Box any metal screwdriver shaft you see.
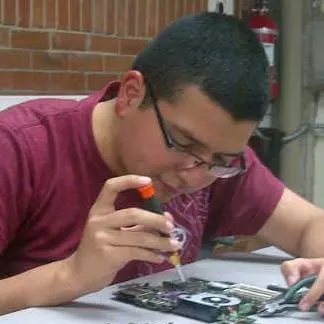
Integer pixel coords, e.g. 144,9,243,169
137,183,186,282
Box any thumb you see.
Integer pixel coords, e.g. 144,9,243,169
91,175,152,215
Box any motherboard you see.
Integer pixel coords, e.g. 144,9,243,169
113,277,283,323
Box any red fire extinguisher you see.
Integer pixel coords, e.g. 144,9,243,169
248,0,279,99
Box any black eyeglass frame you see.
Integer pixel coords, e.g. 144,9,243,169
145,82,246,178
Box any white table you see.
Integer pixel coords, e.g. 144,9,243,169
254,246,293,258
2,247,323,324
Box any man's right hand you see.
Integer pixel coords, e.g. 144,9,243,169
65,175,181,295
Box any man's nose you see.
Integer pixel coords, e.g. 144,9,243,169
173,150,204,170
178,167,214,191
175,161,215,190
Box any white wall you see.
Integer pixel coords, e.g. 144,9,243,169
313,94,324,208
278,0,305,195
0,96,86,111
279,1,324,208
307,13,324,207
208,0,234,15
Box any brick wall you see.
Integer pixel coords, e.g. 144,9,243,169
0,0,208,94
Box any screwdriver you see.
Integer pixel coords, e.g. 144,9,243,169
137,183,186,282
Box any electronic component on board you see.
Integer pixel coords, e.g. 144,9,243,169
114,276,322,322
113,277,285,323
224,283,281,302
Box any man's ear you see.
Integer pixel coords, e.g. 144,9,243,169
115,71,146,116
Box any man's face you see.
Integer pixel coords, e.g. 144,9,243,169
115,78,256,202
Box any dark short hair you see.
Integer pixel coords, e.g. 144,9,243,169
132,12,269,122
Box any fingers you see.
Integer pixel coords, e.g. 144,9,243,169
281,258,321,285
299,267,324,311
281,259,302,285
281,258,324,313
105,246,166,265
120,224,146,232
121,223,168,234
102,208,174,235
91,175,152,215
120,211,176,239
101,229,182,252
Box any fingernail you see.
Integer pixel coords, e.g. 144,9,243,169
139,176,151,184
166,221,174,232
299,301,310,311
170,239,182,250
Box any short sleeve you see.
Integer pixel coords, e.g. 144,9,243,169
0,124,32,253
205,147,285,238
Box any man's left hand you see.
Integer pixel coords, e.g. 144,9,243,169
281,258,324,315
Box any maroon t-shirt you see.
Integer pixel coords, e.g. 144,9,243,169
0,82,284,282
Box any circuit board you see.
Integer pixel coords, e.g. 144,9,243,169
112,277,283,323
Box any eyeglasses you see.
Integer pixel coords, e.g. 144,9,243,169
146,82,246,179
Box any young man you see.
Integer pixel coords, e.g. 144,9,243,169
0,12,324,315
